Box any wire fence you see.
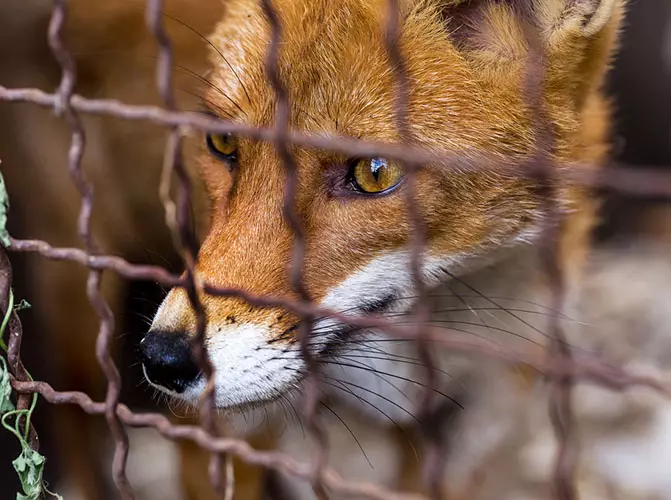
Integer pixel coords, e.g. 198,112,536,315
0,0,669,499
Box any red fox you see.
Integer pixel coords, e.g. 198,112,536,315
135,0,627,497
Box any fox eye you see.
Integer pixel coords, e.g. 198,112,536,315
350,157,403,194
206,133,238,162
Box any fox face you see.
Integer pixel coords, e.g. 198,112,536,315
140,0,622,409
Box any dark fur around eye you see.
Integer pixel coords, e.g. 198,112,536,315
323,159,405,198
199,108,238,165
206,133,238,164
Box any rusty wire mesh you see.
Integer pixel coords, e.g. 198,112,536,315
0,0,670,499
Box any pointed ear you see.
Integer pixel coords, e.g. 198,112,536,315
441,0,623,50
441,0,621,37
536,0,620,38
439,0,623,99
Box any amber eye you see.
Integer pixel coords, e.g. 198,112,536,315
350,157,403,194
206,133,238,162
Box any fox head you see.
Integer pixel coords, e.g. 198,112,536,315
140,0,623,409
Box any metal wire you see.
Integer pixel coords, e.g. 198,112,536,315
259,1,329,496
0,0,670,499
48,0,133,496
519,22,576,500
145,0,228,496
383,2,444,496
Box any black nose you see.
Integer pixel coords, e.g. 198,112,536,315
139,332,200,394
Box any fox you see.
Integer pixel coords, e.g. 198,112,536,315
133,0,633,498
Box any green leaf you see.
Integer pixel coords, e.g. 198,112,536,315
0,292,61,498
13,300,30,313
0,169,10,248
12,446,46,500
0,358,14,414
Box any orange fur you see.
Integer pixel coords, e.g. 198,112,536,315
2,0,625,497
150,1,624,497
158,0,622,333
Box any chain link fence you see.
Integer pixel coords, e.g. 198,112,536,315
1,0,670,499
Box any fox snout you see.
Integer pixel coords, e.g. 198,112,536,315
143,286,308,410
139,331,201,395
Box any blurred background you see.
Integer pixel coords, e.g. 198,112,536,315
597,0,671,241
0,0,670,499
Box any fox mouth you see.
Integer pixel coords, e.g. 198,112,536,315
309,293,399,360
178,375,301,413
141,292,402,411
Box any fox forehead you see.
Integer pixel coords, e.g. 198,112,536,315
186,0,561,308
206,0,531,152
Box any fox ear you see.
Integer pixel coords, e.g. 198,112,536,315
441,0,622,54
437,0,623,99
534,0,619,38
